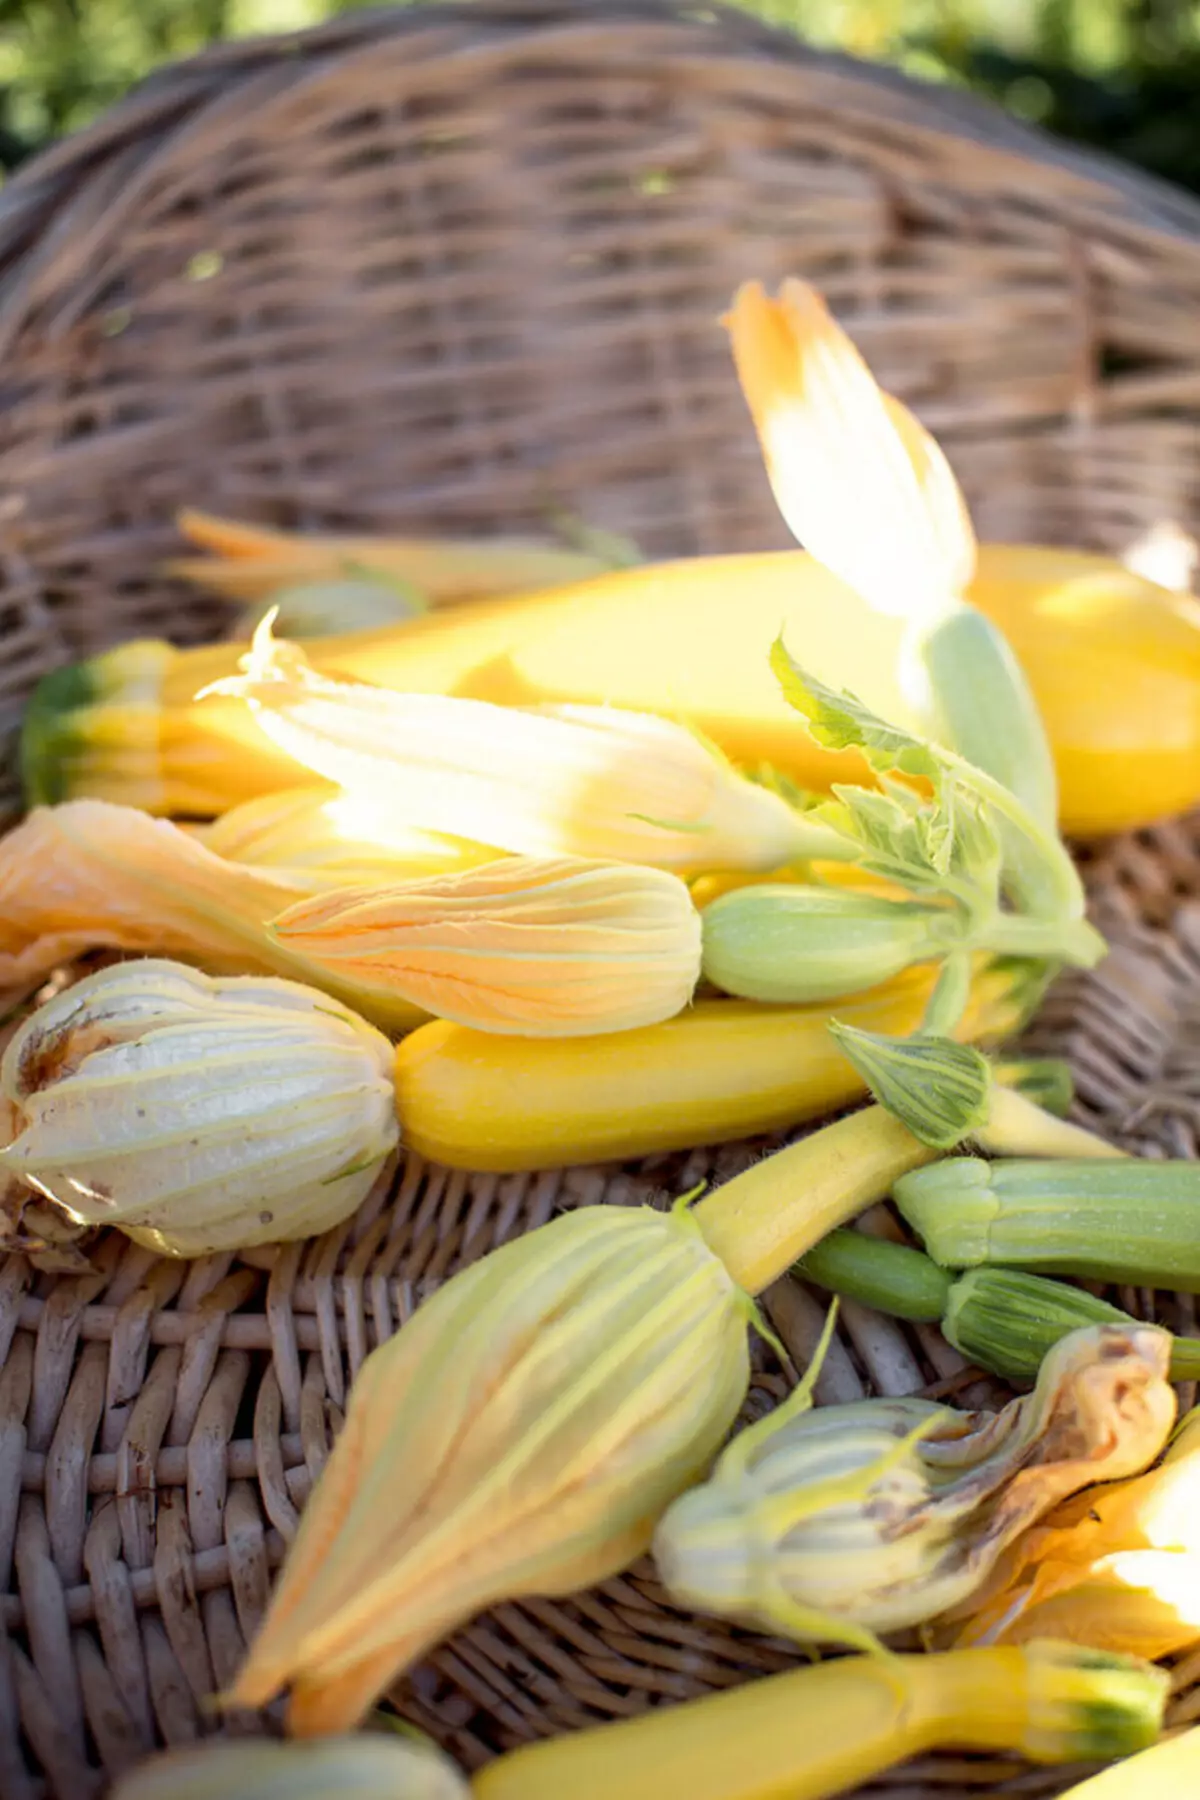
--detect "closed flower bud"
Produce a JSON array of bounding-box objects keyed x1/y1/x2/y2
[
  {"x1": 230, "y1": 1202, "x2": 752, "y2": 1734},
  {"x1": 271, "y1": 856, "x2": 702, "y2": 1035},
  {"x1": 943, "y1": 1268, "x2": 1138, "y2": 1384},
  {"x1": 111, "y1": 1734, "x2": 468, "y2": 1800},
  {"x1": 725, "y1": 279, "x2": 973, "y2": 627},
  {"x1": 726, "y1": 278, "x2": 1059, "y2": 866},
  {"x1": 0, "y1": 959, "x2": 398, "y2": 1257},
  {"x1": 700, "y1": 883, "x2": 952, "y2": 1002},
  {"x1": 653, "y1": 1323, "x2": 1176, "y2": 1650},
  {"x1": 201, "y1": 618, "x2": 840, "y2": 874}
]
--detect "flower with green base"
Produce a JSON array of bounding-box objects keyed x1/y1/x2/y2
[{"x1": 653, "y1": 1321, "x2": 1177, "y2": 1649}]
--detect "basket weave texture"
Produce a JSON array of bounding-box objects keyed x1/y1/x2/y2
[{"x1": 4, "y1": 4, "x2": 1200, "y2": 1796}]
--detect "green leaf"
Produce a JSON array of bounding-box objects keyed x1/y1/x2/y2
[
  {"x1": 821, "y1": 791, "x2": 931, "y2": 890},
  {"x1": 829, "y1": 1021, "x2": 992, "y2": 1149},
  {"x1": 945, "y1": 794, "x2": 1002, "y2": 895},
  {"x1": 769, "y1": 639, "x2": 942, "y2": 783},
  {"x1": 922, "y1": 952, "x2": 973, "y2": 1034}
]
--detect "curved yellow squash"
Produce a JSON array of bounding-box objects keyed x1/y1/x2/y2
[
  {"x1": 392, "y1": 961, "x2": 1024, "y2": 1174},
  {"x1": 195, "y1": 544, "x2": 1200, "y2": 836},
  {"x1": 30, "y1": 543, "x2": 1200, "y2": 836}
]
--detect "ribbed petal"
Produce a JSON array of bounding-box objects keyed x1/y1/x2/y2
[
  {"x1": 272, "y1": 856, "x2": 702, "y2": 1035},
  {"x1": 0, "y1": 800, "x2": 426, "y2": 1031},
  {"x1": 230, "y1": 1204, "x2": 749, "y2": 1730},
  {"x1": 201, "y1": 622, "x2": 816, "y2": 873}
]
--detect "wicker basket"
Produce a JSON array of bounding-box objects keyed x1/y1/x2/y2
[{"x1": 5, "y1": 3, "x2": 1200, "y2": 1795}]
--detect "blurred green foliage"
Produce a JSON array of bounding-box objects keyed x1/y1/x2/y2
[{"x1": 3, "y1": 0, "x2": 1200, "y2": 194}]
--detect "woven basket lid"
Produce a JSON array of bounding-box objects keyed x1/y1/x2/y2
[{"x1": 3, "y1": 4, "x2": 1200, "y2": 1796}]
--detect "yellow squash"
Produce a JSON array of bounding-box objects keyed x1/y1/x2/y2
[
  {"x1": 27, "y1": 544, "x2": 1200, "y2": 833},
  {"x1": 472, "y1": 1642, "x2": 1168, "y2": 1800},
  {"x1": 392, "y1": 959, "x2": 1027, "y2": 1173}
]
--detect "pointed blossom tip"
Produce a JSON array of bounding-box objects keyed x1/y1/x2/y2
[
  {"x1": 194, "y1": 606, "x2": 291, "y2": 703},
  {"x1": 725, "y1": 272, "x2": 975, "y2": 621}
]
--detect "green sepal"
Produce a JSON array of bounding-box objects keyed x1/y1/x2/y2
[
  {"x1": 769, "y1": 640, "x2": 943, "y2": 785},
  {"x1": 829, "y1": 1021, "x2": 992, "y2": 1149}
]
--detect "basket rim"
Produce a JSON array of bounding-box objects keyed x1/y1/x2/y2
[{"x1": 3, "y1": 0, "x2": 1200, "y2": 362}]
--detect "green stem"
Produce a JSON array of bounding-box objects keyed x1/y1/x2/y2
[
  {"x1": 693, "y1": 1106, "x2": 937, "y2": 1296},
  {"x1": 921, "y1": 953, "x2": 972, "y2": 1035},
  {"x1": 1169, "y1": 1337, "x2": 1200, "y2": 1380},
  {"x1": 911, "y1": 607, "x2": 1070, "y2": 923},
  {"x1": 914, "y1": 607, "x2": 1059, "y2": 831},
  {"x1": 970, "y1": 914, "x2": 1106, "y2": 967},
  {"x1": 935, "y1": 748, "x2": 1088, "y2": 925},
  {"x1": 784, "y1": 820, "x2": 868, "y2": 864},
  {"x1": 796, "y1": 1229, "x2": 952, "y2": 1322}
]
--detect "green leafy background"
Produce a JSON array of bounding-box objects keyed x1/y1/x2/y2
[{"x1": 3, "y1": 2, "x2": 1199, "y2": 192}]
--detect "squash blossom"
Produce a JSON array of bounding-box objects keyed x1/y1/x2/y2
[
  {"x1": 0, "y1": 959, "x2": 398, "y2": 1257},
  {"x1": 110, "y1": 1734, "x2": 468, "y2": 1800},
  {"x1": 270, "y1": 855, "x2": 703, "y2": 1036},
  {"x1": 0, "y1": 799, "x2": 427, "y2": 1031},
  {"x1": 699, "y1": 883, "x2": 956, "y2": 1004},
  {"x1": 201, "y1": 783, "x2": 497, "y2": 886},
  {"x1": 726, "y1": 279, "x2": 974, "y2": 635},
  {"x1": 229, "y1": 1201, "x2": 752, "y2": 1734},
  {"x1": 200, "y1": 616, "x2": 843, "y2": 875},
  {"x1": 653, "y1": 1323, "x2": 1176, "y2": 1651},
  {"x1": 949, "y1": 1407, "x2": 1200, "y2": 1660}
]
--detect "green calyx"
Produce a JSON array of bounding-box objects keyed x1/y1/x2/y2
[
  {"x1": 20, "y1": 659, "x2": 100, "y2": 806},
  {"x1": 943, "y1": 1268, "x2": 1131, "y2": 1383},
  {"x1": 831, "y1": 1025, "x2": 1115, "y2": 1161},
  {"x1": 767, "y1": 640, "x2": 1106, "y2": 1031},
  {"x1": 1021, "y1": 1642, "x2": 1168, "y2": 1764},
  {"x1": 828, "y1": 1023, "x2": 993, "y2": 1150}
]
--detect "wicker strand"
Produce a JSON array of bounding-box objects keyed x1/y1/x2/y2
[{"x1": 3, "y1": 3, "x2": 1200, "y2": 1794}]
